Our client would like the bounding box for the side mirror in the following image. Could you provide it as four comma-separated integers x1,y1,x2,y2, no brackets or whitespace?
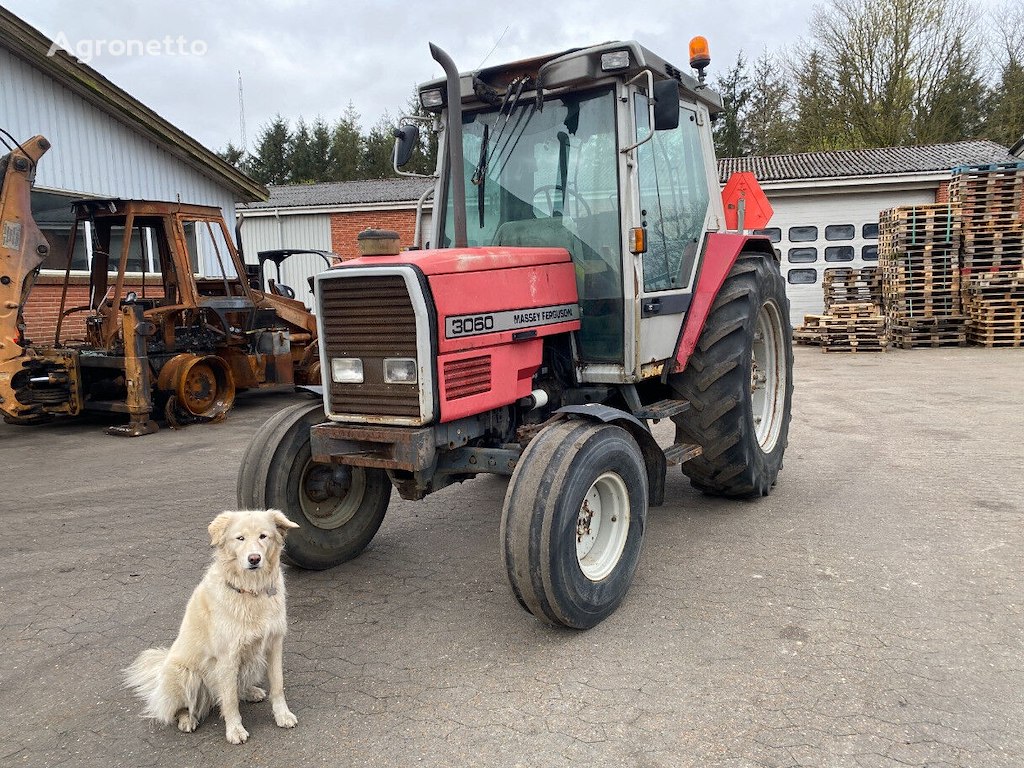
393,124,420,168
653,80,680,131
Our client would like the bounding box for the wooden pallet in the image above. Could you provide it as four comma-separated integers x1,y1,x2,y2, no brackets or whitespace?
966,329,1024,347
823,267,882,308
820,340,889,353
950,165,1024,227
887,320,967,349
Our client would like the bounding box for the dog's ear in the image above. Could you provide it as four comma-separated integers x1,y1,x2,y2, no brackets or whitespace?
208,512,235,546
269,509,300,536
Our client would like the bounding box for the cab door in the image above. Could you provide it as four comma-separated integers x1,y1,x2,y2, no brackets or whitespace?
632,95,714,373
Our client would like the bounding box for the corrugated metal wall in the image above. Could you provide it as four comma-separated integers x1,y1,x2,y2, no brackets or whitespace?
0,48,238,223
238,212,332,310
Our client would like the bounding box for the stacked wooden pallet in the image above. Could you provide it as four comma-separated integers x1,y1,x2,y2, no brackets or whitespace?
823,265,881,308
878,204,967,349
951,163,1024,347
793,268,888,352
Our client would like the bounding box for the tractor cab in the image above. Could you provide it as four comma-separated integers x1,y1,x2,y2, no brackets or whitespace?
409,41,726,382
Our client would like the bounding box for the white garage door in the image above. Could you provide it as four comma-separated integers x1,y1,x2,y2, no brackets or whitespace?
759,189,935,326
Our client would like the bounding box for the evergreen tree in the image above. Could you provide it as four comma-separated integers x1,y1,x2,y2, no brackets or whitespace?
712,53,752,157
986,5,1024,146
249,116,293,185
915,39,989,143
288,118,316,183
328,103,363,181
217,142,248,173
359,112,398,179
308,117,333,179
791,48,848,151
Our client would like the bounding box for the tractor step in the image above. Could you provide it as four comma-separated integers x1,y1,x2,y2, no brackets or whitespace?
633,398,691,421
663,442,703,466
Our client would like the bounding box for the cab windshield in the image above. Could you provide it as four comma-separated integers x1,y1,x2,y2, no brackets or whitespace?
442,87,623,362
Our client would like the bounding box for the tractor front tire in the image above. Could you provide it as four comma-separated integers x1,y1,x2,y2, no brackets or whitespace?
237,402,392,570
501,420,648,630
670,252,793,498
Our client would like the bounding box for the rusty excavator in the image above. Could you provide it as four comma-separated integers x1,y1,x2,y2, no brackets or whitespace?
0,133,320,436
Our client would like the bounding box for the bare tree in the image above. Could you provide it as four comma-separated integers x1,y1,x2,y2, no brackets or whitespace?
808,0,981,147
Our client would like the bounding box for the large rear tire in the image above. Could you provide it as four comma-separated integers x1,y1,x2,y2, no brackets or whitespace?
501,420,648,629
671,252,794,498
237,402,392,569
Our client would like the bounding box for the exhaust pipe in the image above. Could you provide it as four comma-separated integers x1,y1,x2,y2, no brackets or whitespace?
429,43,468,249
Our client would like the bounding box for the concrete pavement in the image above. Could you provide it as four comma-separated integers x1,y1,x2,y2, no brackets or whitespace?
1,346,1021,767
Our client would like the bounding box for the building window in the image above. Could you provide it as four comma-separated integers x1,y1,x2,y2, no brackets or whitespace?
862,245,878,261
787,268,817,284
788,247,818,263
825,245,855,262
862,222,879,239
825,224,855,241
754,227,781,243
788,225,818,242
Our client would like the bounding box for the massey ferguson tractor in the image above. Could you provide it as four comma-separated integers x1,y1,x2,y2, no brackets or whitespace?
238,39,794,629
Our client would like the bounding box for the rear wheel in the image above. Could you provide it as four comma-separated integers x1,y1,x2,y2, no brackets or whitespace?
237,402,391,569
501,420,647,629
671,252,793,498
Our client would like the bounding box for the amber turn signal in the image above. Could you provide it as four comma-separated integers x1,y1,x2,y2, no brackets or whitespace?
629,227,647,254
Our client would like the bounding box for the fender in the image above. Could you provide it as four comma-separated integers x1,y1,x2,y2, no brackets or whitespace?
667,232,775,376
553,403,666,507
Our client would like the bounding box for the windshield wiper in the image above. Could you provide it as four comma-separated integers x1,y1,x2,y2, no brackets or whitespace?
472,123,489,228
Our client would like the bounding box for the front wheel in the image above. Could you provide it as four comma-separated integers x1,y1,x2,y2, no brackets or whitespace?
237,402,392,569
500,420,648,630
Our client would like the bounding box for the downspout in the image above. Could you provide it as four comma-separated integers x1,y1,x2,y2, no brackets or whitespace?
429,43,467,248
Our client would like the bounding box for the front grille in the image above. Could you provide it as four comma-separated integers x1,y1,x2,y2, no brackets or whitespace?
319,274,421,418
444,355,491,400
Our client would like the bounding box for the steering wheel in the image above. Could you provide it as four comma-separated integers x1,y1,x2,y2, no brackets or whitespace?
533,185,592,218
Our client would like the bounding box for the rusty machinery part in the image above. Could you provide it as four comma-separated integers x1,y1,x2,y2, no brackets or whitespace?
157,353,236,423
106,418,159,437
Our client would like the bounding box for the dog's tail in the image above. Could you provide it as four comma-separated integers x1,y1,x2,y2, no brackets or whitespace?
124,647,175,724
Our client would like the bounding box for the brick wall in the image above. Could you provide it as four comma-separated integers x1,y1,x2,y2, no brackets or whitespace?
23,275,164,344
330,210,418,260
935,181,950,203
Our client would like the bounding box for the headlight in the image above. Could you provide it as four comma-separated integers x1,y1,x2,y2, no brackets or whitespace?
383,358,417,384
601,51,630,71
419,88,444,109
331,358,363,383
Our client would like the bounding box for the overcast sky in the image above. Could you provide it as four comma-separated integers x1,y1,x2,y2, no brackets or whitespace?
0,0,897,153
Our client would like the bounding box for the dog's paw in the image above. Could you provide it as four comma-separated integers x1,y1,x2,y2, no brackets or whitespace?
225,722,249,744
273,707,298,729
176,711,199,733
243,686,267,702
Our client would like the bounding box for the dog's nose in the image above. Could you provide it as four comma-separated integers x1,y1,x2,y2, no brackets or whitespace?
248,553,261,566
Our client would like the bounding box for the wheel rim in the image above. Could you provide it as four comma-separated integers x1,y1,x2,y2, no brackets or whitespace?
751,300,786,452
575,471,630,582
298,460,366,530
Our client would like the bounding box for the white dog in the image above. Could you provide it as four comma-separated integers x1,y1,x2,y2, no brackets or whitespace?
125,509,301,744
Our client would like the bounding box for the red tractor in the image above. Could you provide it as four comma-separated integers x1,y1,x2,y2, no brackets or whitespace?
238,39,793,629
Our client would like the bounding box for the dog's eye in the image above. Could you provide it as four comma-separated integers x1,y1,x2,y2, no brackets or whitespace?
259,533,267,540
236,535,245,541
